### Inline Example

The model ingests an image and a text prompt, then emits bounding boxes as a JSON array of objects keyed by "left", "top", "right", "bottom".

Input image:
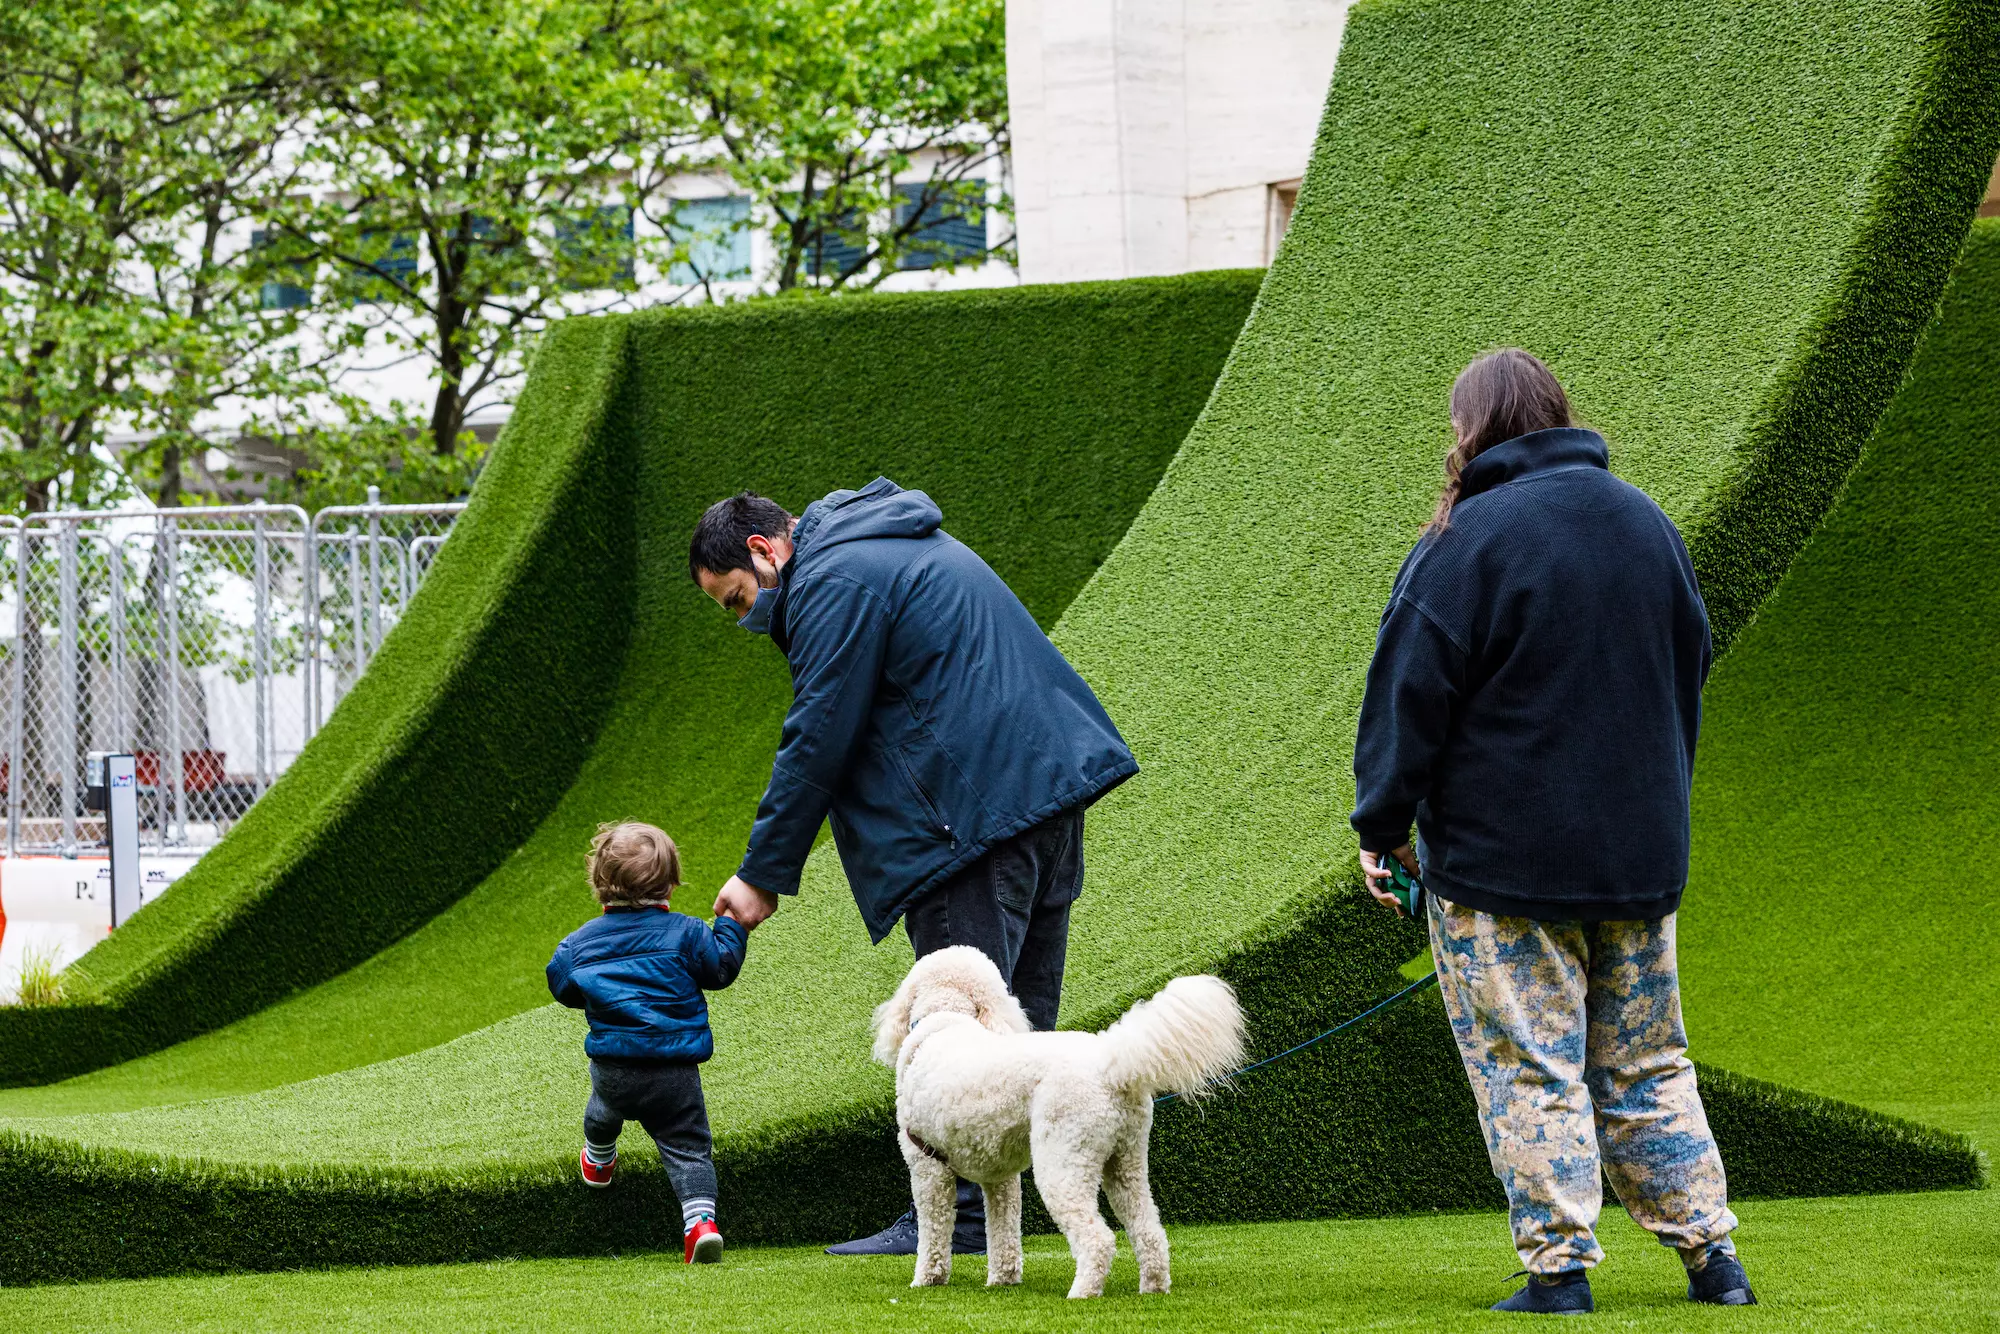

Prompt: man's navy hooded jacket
[
  {"left": 1350, "top": 428, "right": 1712, "bottom": 921},
  {"left": 547, "top": 909, "right": 747, "bottom": 1062},
  {"left": 739, "top": 477, "right": 1137, "bottom": 942}
]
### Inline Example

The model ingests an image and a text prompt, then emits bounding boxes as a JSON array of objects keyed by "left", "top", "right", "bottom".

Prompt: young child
[{"left": 547, "top": 821, "right": 748, "bottom": 1264}]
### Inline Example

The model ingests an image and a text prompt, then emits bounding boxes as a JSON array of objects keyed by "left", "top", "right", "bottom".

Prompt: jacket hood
[
  {"left": 790, "top": 477, "right": 942, "bottom": 569},
  {"left": 769, "top": 478, "right": 941, "bottom": 651},
  {"left": 1458, "top": 427, "right": 1608, "bottom": 501}
]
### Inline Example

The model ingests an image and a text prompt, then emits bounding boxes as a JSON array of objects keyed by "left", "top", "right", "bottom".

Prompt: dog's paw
[
  {"left": 1065, "top": 1282, "right": 1105, "bottom": 1300},
  {"left": 912, "top": 1266, "right": 950, "bottom": 1288},
  {"left": 1139, "top": 1272, "right": 1171, "bottom": 1295},
  {"left": 986, "top": 1268, "right": 1023, "bottom": 1288}
]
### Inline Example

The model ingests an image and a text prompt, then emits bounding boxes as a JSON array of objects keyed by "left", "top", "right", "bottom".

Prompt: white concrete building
[{"left": 1006, "top": 0, "right": 1352, "bottom": 284}]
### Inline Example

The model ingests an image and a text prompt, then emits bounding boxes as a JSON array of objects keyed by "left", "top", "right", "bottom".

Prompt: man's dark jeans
[
  {"left": 903, "top": 807, "right": 1083, "bottom": 1031},
  {"left": 904, "top": 808, "right": 1081, "bottom": 1231}
]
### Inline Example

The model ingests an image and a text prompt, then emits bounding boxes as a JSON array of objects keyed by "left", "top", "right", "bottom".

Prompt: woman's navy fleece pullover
[{"left": 1350, "top": 428, "right": 1712, "bottom": 921}]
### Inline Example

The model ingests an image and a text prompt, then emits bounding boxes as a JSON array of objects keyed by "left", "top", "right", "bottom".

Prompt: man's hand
[
  {"left": 1359, "top": 844, "right": 1419, "bottom": 917},
  {"left": 714, "top": 874, "right": 780, "bottom": 929}
]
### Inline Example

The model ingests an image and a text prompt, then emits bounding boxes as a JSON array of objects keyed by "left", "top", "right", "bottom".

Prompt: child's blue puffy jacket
[{"left": 546, "top": 908, "right": 748, "bottom": 1062}]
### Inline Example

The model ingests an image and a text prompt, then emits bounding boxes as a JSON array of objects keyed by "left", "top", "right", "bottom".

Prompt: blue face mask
[{"left": 737, "top": 580, "right": 781, "bottom": 635}]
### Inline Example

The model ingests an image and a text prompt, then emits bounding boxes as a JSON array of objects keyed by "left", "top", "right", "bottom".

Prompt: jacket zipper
[{"left": 896, "top": 749, "right": 956, "bottom": 848}]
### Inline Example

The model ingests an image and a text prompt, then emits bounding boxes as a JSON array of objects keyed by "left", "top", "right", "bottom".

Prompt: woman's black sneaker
[
  {"left": 1491, "top": 1270, "right": 1594, "bottom": 1315},
  {"left": 1688, "top": 1254, "right": 1757, "bottom": 1305}
]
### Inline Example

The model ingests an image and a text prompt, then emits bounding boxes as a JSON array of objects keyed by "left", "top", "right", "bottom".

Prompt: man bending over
[{"left": 689, "top": 478, "right": 1137, "bottom": 1256}]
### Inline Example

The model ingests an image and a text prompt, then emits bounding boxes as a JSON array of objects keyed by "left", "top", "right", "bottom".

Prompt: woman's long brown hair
[{"left": 1428, "top": 348, "right": 1573, "bottom": 533}]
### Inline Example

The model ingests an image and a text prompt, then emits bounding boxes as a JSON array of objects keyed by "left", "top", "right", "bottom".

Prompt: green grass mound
[
  {"left": 0, "top": 272, "right": 1258, "bottom": 1106},
  {"left": 2, "top": 0, "right": 1996, "bottom": 1286},
  {"left": 1679, "top": 218, "right": 2000, "bottom": 1154}
]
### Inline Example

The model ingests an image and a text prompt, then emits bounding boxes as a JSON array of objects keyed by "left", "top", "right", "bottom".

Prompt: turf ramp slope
[
  {"left": 1678, "top": 217, "right": 2000, "bottom": 1153},
  {"left": 0, "top": 272, "right": 1269, "bottom": 1280},
  {"left": 1051, "top": 0, "right": 1994, "bottom": 1215},
  {"left": 3, "top": 0, "right": 1998, "bottom": 1282}
]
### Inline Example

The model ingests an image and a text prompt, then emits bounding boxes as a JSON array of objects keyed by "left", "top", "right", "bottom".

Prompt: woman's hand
[{"left": 1359, "top": 844, "right": 1419, "bottom": 916}]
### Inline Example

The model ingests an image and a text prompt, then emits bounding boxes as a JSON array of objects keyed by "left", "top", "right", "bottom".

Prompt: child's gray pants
[{"left": 585, "top": 1059, "right": 717, "bottom": 1213}]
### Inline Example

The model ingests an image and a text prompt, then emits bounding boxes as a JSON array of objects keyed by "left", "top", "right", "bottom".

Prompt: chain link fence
[
  {"left": 0, "top": 492, "right": 464, "bottom": 857},
  {"left": 306, "top": 490, "right": 467, "bottom": 731}
]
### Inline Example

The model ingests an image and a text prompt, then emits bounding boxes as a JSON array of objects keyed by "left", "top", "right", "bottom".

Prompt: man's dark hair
[{"left": 688, "top": 492, "right": 795, "bottom": 581}]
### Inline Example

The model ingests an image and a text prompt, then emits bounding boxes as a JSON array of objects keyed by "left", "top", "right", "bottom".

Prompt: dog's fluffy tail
[{"left": 1101, "top": 975, "right": 1245, "bottom": 1098}]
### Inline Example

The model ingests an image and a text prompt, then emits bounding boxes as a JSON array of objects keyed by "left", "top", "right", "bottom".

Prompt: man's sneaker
[
  {"left": 1492, "top": 1270, "right": 1594, "bottom": 1315},
  {"left": 578, "top": 1149, "right": 615, "bottom": 1188},
  {"left": 823, "top": 1209, "right": 987, "bottom": 1256},
  {"left": 685, "top": 1217, "right": 724, "bottom": 1264},
  {"left": 1688, "top": 1254, "right": 1757, "bottom": 1306}
]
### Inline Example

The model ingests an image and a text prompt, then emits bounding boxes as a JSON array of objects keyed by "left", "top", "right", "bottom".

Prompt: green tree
[
  {"left": 0, "top": 0, "right": 323, "bottom": 512},
  {"left": 267, "top": 0, "right": 678, "bottom": 462},
  {"left": 630, "top": 0, "right": 1010, "bottom": 293}
]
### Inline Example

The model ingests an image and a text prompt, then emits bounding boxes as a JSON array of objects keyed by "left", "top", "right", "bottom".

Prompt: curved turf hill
[
  {"left": 1, "top": 0, "right": 1996, "bottom": 1284},
  {"left": 0, "top": 272, "right": 1260, "bottom": 1095},
  {"left": 1678, "top": 218, "right": 2000, "bottom": 1155}
]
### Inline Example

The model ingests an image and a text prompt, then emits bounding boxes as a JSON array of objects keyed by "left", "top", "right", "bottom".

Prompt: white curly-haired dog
[{"left": 872, "top": 945, "right": 1245, "bottom": 1299}]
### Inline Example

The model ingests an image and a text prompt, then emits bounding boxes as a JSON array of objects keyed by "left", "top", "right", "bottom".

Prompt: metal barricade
[
  {"left": 0, "top": 495, "right": 466, "bottom": 857},
  {"left": 305, "top": 488, "right": 467, "bottom": 732}
]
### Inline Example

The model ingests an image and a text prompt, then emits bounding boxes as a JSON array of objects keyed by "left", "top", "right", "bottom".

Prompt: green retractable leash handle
[{"left": 1379, "top": 857, "right": 1426, "bottom": 917}]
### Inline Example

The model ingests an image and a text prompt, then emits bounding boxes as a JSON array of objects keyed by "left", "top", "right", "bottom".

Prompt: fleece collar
[{"left": 1458, "top": 427, "right": 1608, "bottom": 502}]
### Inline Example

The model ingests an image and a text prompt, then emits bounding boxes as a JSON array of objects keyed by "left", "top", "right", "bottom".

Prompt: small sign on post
[{"left": 105, "top": 753, "right": 141, "bottom": 927}]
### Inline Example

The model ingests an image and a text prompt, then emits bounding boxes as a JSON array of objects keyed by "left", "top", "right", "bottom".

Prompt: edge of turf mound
[
  {"left": 0, "top": 315, "right": 641, "bottom": 1087},
  {"left": 0, "top": 1055, "right": 1977, "bottom": 1285},
  {"left": 1677, "top": 218, "right": 2000, "bottom": 1151}
]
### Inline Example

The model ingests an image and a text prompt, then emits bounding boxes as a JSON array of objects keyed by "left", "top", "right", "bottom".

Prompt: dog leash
[{"left": 1154, "top": 969, "right": 1441, "bottom": 1107}]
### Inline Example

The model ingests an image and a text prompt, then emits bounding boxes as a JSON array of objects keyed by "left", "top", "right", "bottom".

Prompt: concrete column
[{"left": 1009, "top": 0, "right": 1351, "bottom": 284}]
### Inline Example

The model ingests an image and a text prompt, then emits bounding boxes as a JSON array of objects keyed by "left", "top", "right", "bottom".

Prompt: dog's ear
[
  {"left": 974, "top": 982, "right": 1033, "bottom": 1036},
  {"left": 872, "top": 968, "right": 919, "bottom": 1065}
]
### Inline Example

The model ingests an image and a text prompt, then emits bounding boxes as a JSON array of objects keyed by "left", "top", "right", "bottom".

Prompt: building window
[
  {"left": 804, "top": 206, "right": 869, "bottom": 280},
  {"left": 555, "top": 205, "right": 636, "bottom": 289},
  {"left": 1266, "top": 178, "right": 1301, "bottom": 264},
  {"left": 349, "top": 230, "right": 419, "bottom": 304},
  {"left": 893, "top": 181, "right": 986, "bottom": 270},
  {"left": 251, "top": 229, "right": 311, "bottom": 310},
  {"left": 668, "top": 196, "right": 752, "bottom": 284}
]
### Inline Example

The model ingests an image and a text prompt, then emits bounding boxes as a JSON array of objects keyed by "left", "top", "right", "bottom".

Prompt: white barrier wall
[{"left": 0, "top": 857, "right": 188, "bottom": 1002}]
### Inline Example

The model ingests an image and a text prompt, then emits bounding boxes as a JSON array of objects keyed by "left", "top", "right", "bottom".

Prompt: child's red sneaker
[
  {"left": 579, "top": 1148, "right": 616, "bottom": 1188},
  {"left": 685, "top": 1217, "right": 723, "bottom": 1264}
]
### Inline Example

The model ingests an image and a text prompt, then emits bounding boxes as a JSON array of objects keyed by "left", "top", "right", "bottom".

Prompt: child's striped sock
[
  {"left": 681, "top": 1197, "right": 716, "bottom": 1233},
  {"left": 584, "top": 1138, "right": 618, "bottom": 1168}
]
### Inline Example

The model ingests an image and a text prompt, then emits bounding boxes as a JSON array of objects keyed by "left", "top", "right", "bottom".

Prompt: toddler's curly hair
[{"left": 589, "top": 821, "right": 681, "bottom": 908}]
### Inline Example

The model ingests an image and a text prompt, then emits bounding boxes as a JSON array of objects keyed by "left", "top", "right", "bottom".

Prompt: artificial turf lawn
[
  {"left": 3, "top": 0, "right": 1997, "bottom": 1282},
  {"left": 0, "top": 1193, "right": 1993, "bottom": 1332}
]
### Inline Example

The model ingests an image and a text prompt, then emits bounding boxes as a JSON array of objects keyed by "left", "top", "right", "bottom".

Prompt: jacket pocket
[{"left": 892, "top": 744, "right": 956, "bottom": 849}]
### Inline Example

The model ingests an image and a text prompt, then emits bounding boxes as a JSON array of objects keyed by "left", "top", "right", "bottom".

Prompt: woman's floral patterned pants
[{"left": 1428, "top": 895, "right": 1739, "bottom": 1275}]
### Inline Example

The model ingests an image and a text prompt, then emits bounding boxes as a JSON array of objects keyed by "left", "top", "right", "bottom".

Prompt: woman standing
[{"left": 1352, "top": 349, "right": 1755, "bottom": 1315}]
